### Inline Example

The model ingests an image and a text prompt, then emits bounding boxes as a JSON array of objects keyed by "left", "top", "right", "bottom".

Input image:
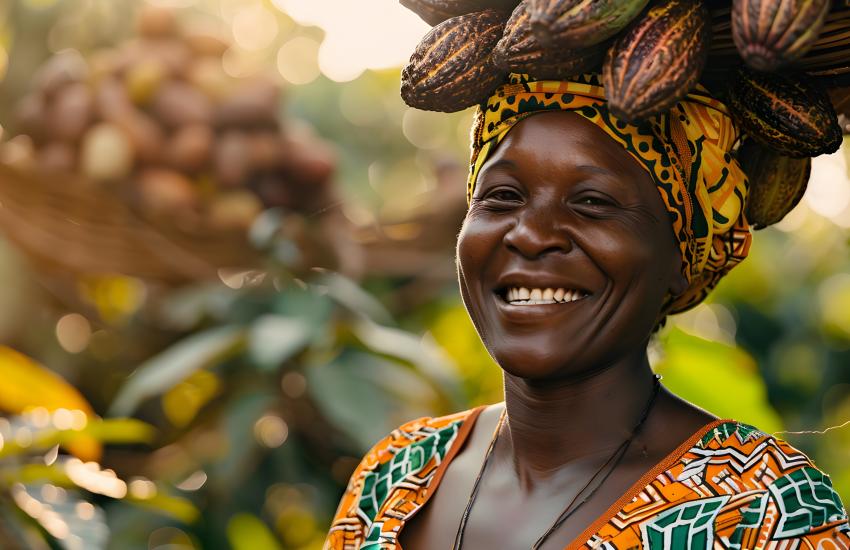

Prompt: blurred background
[{"left": 0, "top": 0, "right": 847, "bottom": 548}]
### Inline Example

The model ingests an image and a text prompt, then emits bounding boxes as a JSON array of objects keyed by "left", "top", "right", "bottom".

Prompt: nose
[{"left": 503, "top": 209, "right": 572, "bottom": 260}]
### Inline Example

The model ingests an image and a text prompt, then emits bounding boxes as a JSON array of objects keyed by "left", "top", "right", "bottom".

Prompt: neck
[{"left": 499, "top": 352, "right": 657, "bottom": 484}]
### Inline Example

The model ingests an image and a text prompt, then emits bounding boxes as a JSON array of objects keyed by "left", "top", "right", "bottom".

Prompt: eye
[
  {"left": 476, "top": 186, "right": 523, "bottom": 206},
  {"left": 576, "top": 195, "right": 613, "bottom": 206}
]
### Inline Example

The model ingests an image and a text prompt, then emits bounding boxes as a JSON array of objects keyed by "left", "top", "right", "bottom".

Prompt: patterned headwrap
[{"left": 468, "top": 73, "right": 753, "bottom": 316}]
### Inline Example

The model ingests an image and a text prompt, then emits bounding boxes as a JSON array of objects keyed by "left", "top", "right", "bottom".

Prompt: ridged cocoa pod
[
  {"left": 401, "top": 10, "right": 508, "bottom": 112},
  {"left": 528, "top": 0, "right": 649, "bottom": 48},
  {"left": 727, "top": 66, "right": 842, "bottom": 157},
  {"left": 399, "top": 0, "right": 519, "bottom": 25},
  {"left": 739, "top": 139, "right": 811, "bottom": 229},
  {"left": 494, "top": 1, "right": 606, "bottom": 78},
  {"left": 603, "top": 0, "right": 711, "bottom": 122},
  {"left": 732, "top": 0, "right": 830, "bottom": 71}
]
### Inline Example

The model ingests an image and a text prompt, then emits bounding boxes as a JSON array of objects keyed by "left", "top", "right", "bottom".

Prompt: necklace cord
[{"left": 453, "top": 375, "right": 662, "bottom": 550}]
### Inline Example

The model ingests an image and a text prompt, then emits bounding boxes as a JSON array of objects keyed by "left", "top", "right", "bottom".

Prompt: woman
[{"left": 324, "top": 73, "right": 850, "bottom": 549}]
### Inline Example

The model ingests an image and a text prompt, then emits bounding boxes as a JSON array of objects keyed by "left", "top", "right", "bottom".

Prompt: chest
[{"left": 398, "top": 447, "right": 653, "bottom": 550}]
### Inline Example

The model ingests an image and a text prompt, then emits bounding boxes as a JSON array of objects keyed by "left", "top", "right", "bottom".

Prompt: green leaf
[
  {"left": 125, "top": 491, "right": 199, "bottom": 524},
  {"left": 0, "top": 418, "right": 154, "bottom": 459},
  {"left": 109, "top": 326, "right": 246, "bottom": 416},
  {"left": 312, "top": 271, "right": 393, "bottom": 324},
  {"left": 306, "top": 350, "right": 435, "bottom": 450},
  {"left": 226, "top": 513, "right": 282, "bottom": 550},
  {"left": 352, "top": 318, "right": 462, "bottom": 405},
  {"left": 248, "top": 315, "right": 313, "bottom": 371},
  {"left": 654, "top": 327, "right": 784, "bottom": 432}
]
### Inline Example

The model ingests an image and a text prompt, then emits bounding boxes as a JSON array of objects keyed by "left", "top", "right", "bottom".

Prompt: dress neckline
[{"left": 399, "top": 405, "right": 732, "bottom": 550}]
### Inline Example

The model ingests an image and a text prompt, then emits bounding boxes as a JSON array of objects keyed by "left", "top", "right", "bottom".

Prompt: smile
[{"left": 499, "top": 286, "right": 590, "bottom": 306}]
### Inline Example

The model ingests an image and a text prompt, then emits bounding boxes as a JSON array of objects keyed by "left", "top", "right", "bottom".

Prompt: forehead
[{"left": 477, "top": 111, "right": 654, "bottom": 191}]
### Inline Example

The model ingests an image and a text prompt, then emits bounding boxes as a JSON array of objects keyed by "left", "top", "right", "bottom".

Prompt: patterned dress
[{"left": 325, "top": 407, "right": 850, "bottom": 550}]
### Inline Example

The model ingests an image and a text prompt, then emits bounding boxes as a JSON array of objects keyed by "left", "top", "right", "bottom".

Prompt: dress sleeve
[
  {"left": 323, "top": 416, "right": 431, "bottom": 550},
  {"left": 755, "top": 465, "right": 850, "bottom": 550}
]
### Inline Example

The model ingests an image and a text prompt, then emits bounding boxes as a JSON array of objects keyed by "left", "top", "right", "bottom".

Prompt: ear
[{"left": 668, "top": 249, "right": 689, "bottom": 298}]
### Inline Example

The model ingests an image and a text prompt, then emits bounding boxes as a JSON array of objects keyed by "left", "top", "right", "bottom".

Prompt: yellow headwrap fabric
[{"left": 468, "top": 73, "right": 753, "bottom": 316}]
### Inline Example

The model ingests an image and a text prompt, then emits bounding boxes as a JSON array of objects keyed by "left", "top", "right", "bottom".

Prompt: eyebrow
[
  {"left": 479, "top": 158, "right": 516, "bottom": 178},
  {"left": 575, "top": 164, "right": 618, "bottom": 178}
]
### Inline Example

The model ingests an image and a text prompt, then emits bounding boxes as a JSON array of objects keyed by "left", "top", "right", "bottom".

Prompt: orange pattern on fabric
[{"left": 325, "top": 411, "right": 850, "bottom": 550}]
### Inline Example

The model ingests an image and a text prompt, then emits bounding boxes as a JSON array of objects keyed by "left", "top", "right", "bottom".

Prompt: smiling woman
[{"left": 323, "top": 71, "right": 850, "bottom": 550}]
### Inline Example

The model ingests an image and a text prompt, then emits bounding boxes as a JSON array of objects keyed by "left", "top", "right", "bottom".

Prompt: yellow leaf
[
  {"left": 0, "top": 346, "right": 101, "bottom": 460},
  {"left": 162, "top": 370, "right": 221, "bottom": 428}
]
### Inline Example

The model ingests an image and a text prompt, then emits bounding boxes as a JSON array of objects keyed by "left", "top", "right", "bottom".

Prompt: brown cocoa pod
[
  {"left": 136, "top": 168, "right": 199, "bottom": 215},
  {"left": 185, "top": 30, "right": 231, "bottom": 57},
  {"left": 603, "top": 0, "right": 711, "bottom": 122},
  {"left": 207, "top": 191, "right": 263, "bottom": 231},
  {"left": 188, "top": 57, "right": 235, "bottom": 100},
  {"left": 494, "top": 2, "right": 606, "bottom": 78},
  {"left": 151, "top": 81, "right": 214, "bottom": 128},
  {"left": 35, "top": 50, "right": 89, "bottom": 97},
  {"left": 739, "top": 139, "right": 811, "bottom": 229},
  {"left": 47, "top": 82, "right": 94, "bottom": 142},
  {"left": 105, "top": 107, "right": 164, "bottom": 164},
  {"left": 528, "top": 0, "right": 649, "bottom": 49},
  {"left": 13, "top": 95, "right": 47, "bottom": 143},
  {"left": 248, "top": 131, "right": 286, "bottom": 171},
  {"left": 96, "top": 77, "right": 135, "bottom": 120},
  {"left": 215, "top": 78, "right": 281, "bottom": 129},
  {"left": 167, "top": 124, "right": 213, "bottom": 173},
  {"left": 399, "top": 0, "right": 519, "bottom": 25},
  {"left": 728, "top": 67, "right": 841, "bottom": 157},
  {"left": 732, "top": 0, "right": 829, "bottom": 72},
  {"left": 37, "top": 142, "right": 77, "bottom": 174},
  {"left": 401, "top": 9, "right": 509, "bottom": 112},
  {"left": 213, "top": 131, "right": 251, "bottom": 187},
  {"left": 136, "top": 5, "right": 178, "bottom": 38}
]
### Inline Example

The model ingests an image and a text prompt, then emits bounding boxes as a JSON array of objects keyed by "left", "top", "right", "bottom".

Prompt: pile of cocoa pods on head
[
  {"left": 0, "top": 5, "right": 336, "bottom": 234},
  {"left": 400, "top": 0, "right": 850, "bottom": 229}
]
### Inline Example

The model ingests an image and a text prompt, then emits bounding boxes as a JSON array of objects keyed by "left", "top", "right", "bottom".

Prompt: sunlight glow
[{"left": 270, "top": 0, "right": 429, "bottom": 81}]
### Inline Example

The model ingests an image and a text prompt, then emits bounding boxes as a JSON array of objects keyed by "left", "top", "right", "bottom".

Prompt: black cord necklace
[{"left": 452, "top": 374, "right": 662, "bottom": 550}]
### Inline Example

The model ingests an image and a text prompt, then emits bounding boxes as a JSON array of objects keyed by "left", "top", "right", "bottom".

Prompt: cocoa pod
[
  {"left": 37, "top": 142, "right": 77, "bottom": 174},
  {"left": 47, "top": 82, "right": 94, "bottom": 142},
  {"left": 151, "top": 81, "right": 214, "bottom": 128},
  {"left": 727, "top": 66, "right": 841, "bottom": 157},
  {"left": 399, "top": 0, "right": 519, "bottom": 25},
  {"left": 135, "top": 168, "right": 199, "bottom": 215},
  {"left": 166, "top": 124, "right": 213, "bottom": 173},
  {"left": 215, "top": 78, "right": 280, "bottom": 129},
  {"left": 14, "top": 95, "right": 47, "bottom": 143},
  {"left": 136, "top": 5, "right": 178, "bottom": 38},
  {"left": 401, "top": 9, "right": 508, "bottom": 112},
  {"left": 34, "top": 50, "right": 89, "bottom": 97},
  {"left": 732, "top": 0, "right": 830, "bottom": 71},
  {"left": 527, "top": 0, "right": 649, "bottom": 49},
  {"left": 603, "top": 0, "right": 711, "bottom": 122},
  {"left": 80, "top": 123, "right": 134, "bottom": 182},
  {"left": 494, "top": 1, "right": 605, "bottom": 78},
  {"left": 207, "top": 191, "right": 263, "bottom": 231},
  {"left": 739, "top": 139, "right": 811, "bottom": 229},
  {"left": 214, "top": 131, "right": 252, "bottom": 187}
]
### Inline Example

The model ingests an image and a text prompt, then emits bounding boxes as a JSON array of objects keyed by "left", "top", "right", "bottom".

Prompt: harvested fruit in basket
[{"left": 2, "top": 4, "right": 336, "bottom": 234}]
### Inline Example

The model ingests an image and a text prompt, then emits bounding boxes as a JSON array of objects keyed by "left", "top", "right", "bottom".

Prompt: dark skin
[{"left": 399, "top": 112, "right": 717, "bottom": 550}]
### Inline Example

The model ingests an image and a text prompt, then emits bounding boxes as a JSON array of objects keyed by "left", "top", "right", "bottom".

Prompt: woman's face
[{"left": 457, "top": 111, "right": 688, "bottom": 381}]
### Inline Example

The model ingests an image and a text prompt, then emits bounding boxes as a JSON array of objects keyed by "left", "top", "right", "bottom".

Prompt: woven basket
[{"left": 0, "top": 163, "right": 260, "bottom": 284}]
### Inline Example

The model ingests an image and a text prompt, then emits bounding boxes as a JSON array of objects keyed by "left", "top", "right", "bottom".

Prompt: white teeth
[{"left": 503, "top": 286, "right": 588, "bottom": 305}]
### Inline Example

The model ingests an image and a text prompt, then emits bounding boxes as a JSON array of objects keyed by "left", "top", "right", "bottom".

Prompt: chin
[{"left": 484, "top": 336, "right": 592, "bottom": 383}]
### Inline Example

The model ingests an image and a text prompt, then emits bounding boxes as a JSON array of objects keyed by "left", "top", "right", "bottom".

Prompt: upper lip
[{"left": 494, "top": 271, "right": 593, "bottom": 296}]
